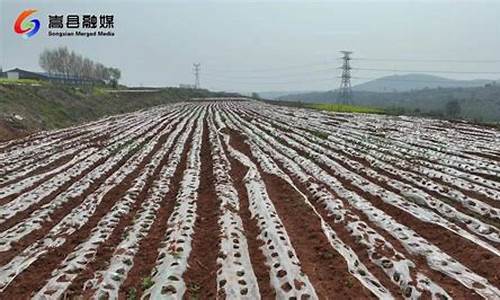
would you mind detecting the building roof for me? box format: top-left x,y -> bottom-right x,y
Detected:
4,68 -> 103,82
5,68 -> 48,78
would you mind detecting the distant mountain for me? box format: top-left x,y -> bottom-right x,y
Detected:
352,74 -> 496,92
258,90 -> 319,99
276,80 -> 500,122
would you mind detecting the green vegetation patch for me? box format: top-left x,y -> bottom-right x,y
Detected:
307,103 -> 385,114
142,276 -> 154,290
0,84 -> 229,141
0,78 -> 45,86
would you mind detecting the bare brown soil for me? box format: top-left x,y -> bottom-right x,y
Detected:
224,132 -> 276,300
246,119 -> 500,288
228,128 -> 377,299
118,121 -> 196,299
0,120 -> 173,299
65,119 -> 189,297
1,102 -> 498,299
0,119 -> 29,142
182,120 -> 220,299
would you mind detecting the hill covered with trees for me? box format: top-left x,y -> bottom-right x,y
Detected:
278,84 -> 500,123
351,74 -> 495,92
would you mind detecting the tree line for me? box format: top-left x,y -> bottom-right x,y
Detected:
278,85 -> 500,123
39,47 -> 121,85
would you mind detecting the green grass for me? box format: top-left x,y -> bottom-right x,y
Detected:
0,78 -> 45,86
91,86 -> 110,96
141,276 -> 154,290
307,129 -> 329,140
307,103 -> 385,114
127,287 -> 137,300
0,84 -> 226,139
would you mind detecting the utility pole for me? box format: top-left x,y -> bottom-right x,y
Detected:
193,63 -> 201,89
338,51 -> 353,104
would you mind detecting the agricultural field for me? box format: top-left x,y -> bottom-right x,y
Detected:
0,99 -> 499,299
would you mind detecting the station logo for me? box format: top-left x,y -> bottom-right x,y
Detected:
13,9 -> 115,39
14,9 -> 41,39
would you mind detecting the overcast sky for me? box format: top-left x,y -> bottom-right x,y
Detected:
1,0 -> 499,92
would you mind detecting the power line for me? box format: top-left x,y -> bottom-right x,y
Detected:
202,61 -> 500,80
203,61 -> 331,73
206,57 -> 500,74
204,74 -> 497,86
201,54 -> 500,90
204,65 -> 500,81
205,77 -> 334,85
203,57 -> 500,75
203,68 -> 336,80
351,76 -> 497,83
353,58 -> 500,63
353,67 -> 500,75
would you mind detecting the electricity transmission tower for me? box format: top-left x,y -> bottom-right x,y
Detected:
338,51 -> 353,104
193,63 -> 201,89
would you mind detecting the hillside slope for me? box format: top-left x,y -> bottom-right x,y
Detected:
278,85 -> 500,123
0,83 -> 222,141
352,74 -> 495,92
